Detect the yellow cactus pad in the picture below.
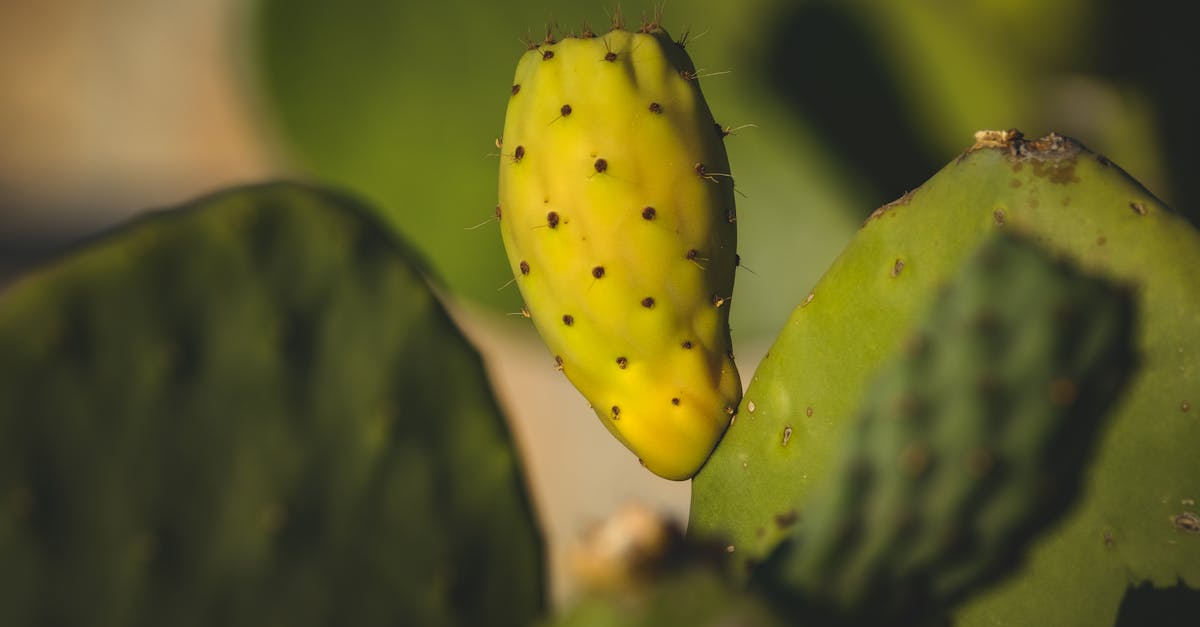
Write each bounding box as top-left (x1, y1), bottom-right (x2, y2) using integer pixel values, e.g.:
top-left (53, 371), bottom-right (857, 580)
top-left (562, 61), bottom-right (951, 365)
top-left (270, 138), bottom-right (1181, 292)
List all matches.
top-left (497, 26), bottom-right (741, 480)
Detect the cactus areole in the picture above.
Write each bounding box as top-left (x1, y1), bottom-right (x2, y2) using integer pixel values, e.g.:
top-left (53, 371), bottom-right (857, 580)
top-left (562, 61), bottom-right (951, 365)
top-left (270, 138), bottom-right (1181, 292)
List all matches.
top-left (497, 23), bottom-right (741, 480)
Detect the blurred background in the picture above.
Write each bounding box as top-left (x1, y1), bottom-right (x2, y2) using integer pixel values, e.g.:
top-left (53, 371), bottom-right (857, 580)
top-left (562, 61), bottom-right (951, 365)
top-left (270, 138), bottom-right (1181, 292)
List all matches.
top-left (1, 0), bottom-right (1195, 604)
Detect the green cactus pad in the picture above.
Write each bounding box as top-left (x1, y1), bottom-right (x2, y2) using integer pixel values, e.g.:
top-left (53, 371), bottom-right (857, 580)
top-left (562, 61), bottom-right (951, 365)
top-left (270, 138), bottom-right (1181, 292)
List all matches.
top-left (690, 131), bottom-right (1200, 626)
top-left (760, 232), bottom-right (1136, 624)
top-left (0, 183), bottom-right (542, 627)
top-left (498, 24), bottom-right (740, 480)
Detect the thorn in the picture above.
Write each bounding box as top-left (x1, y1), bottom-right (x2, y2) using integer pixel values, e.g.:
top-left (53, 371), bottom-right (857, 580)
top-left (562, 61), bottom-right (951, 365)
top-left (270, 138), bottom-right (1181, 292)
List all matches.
top-left (520, 31), bottom-right (538, 50)
top-left (496, 276), bottom-right (516, 291)
top-left (720, 123), bottom-right (759, 137)
top-left (677, 27), bottom-right (709, 47)
top-left (606, 4), bottom-right (625, 31)
top-left (464, 213), bottom-right (499, 230)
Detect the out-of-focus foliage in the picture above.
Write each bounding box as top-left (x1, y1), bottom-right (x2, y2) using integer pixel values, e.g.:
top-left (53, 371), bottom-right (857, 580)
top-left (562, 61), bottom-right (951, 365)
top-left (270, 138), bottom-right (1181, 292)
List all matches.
top-left (251, 0), bottom-right (1196, 341)
top-left (0, 183), bottom-right (543, 627)
top-left (250, 0), bottom-right (866, 340)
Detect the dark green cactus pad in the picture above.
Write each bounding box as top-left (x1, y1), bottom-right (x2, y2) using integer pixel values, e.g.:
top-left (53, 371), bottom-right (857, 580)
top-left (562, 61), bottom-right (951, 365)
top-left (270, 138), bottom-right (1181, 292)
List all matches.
top-left (690, 132), bottom-right (1200, 626)
top-left (0, 183), bottom-right (543, 627)
top-left (759, 232), bottom-right (1136, 624)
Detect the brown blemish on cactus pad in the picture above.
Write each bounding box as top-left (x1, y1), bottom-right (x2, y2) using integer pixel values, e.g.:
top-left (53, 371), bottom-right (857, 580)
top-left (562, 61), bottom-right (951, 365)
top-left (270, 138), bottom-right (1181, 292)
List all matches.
top-left (519, 261), bottom-right (530, 275)
top-left (594, 158), bottom-right (608, 173)
top-left (604, 51), bottom-right (617, 62)
top-left (542, 49), bottom-right (555, 61)
top-left (562, 314), bottom-right (574, 326)
top-left (1049, 378), bottom-right (1078, 407)
top-left (967, 447), bottom-right (995, 478)
top-left (712, 294), bottom-right (728, 308)
top-left (611, 405), bottom-right (621, 420)
top-left (511, 84), bottom-right (521, 95)
top-left (547, 211), bottom-right (560, 228)
top-left (592, 266), bottom-right (605, 279)
top-left (686, 249), bottom-right (700, 261)
top-left (900, 444), bottom-right (931, 477)
top-left (513, 145), bottom-right (525, 162)
top-left (993, 209), bottom-right (1007, 225)
top-left (554, 355), bottom-right (564, 371)
top-left (891, 258), bottom-right (905, 277)
top-left (727, 208), bottom-right (737, 223)
top-left (1174, 512), bottom-right (1200, 533)
top-left (649, 102), bottom-right (663, 114)
top-left (682, 341), bottom-right (693, 350)
top-left (495, 205), bottom-right (502, 220)
top-left (865, 190), bottom-right (915, 224)
top-left (1130, 201), bottom-right (1148, 216)
top-left (774, 510), bottom-right (799, 530)
top-left (1031, 159), bottom-right (1079, 185)
top-left (680, 69), bottom-right (698, 81)
top-left (671, 397), bottom-right (681, 406)
top-left (781, 425), bottom-right (793, 447)
top-left (560, 104), bottom-right (572, 117)
top-left (616, 356), bottom-right (627, 369)
top-left (641, 297), bottom-right (655, 308)
top-left (642, 206), bottom-right (656, 220)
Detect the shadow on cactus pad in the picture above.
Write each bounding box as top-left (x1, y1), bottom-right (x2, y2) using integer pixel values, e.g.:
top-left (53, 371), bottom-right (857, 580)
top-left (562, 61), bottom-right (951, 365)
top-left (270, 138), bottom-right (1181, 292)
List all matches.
top-left (0, 183), bottom-right (542, 627)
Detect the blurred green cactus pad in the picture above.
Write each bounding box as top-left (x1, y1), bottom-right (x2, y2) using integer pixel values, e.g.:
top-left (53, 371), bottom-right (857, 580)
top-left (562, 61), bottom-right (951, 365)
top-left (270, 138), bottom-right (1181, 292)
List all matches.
top-left (0, 183), bottom-right (542, 627)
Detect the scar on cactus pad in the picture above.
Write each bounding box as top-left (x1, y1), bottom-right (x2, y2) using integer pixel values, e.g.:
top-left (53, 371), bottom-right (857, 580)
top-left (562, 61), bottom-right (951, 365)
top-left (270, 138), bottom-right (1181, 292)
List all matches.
top-left (497, 16), bottom-right (740, 480)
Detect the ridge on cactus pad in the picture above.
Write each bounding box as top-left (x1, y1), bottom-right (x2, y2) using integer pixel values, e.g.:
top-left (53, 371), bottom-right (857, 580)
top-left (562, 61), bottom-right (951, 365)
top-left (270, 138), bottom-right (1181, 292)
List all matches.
top-left (497, 20), bottom-right (741, 480)
top-left (690, 130), bottom-right (1200, 626)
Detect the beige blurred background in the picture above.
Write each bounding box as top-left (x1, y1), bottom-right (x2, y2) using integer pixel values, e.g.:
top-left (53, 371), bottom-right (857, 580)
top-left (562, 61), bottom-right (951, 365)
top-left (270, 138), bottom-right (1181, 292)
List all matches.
top-left (0, 0), bottom-right (757, 604)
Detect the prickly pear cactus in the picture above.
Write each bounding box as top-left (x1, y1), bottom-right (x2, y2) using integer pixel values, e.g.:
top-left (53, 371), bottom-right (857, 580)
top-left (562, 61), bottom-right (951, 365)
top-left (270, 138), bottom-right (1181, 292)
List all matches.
top-left (761, 232), bottom-right (1136, 624)
top-left (691, 131), bottom-right (1200, 626)
top-left (0, 184), bottom-right (543, 627)
top-left (497, 20), bottom-right (741, 480)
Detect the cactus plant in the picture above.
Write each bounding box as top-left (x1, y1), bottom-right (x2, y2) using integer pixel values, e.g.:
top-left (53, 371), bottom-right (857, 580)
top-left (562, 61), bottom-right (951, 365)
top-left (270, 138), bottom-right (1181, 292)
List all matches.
top-left (3, 6), bottom-right (1199, 626)
top-left (0, 183), bottom-right (543, 627)
top-left (497, 20), bottom-right (741, 480)
top-left (690, 130), bottom-right (1200, 626)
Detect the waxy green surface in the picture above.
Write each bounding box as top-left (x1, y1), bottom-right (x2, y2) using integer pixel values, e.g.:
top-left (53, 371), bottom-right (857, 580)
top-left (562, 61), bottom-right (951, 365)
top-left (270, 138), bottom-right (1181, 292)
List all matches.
top-left (691, 134), bottom-right (1200, 626)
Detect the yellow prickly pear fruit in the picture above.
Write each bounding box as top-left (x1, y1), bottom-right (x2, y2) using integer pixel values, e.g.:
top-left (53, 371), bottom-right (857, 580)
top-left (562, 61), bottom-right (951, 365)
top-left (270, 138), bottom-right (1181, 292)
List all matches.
top-left (496, 21), bottom-right (741, 480)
